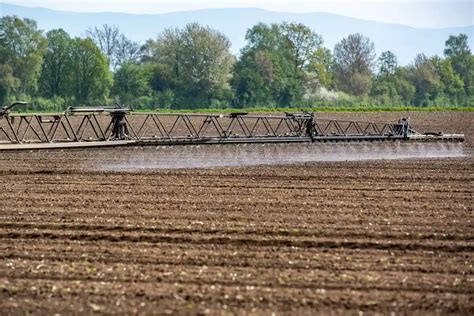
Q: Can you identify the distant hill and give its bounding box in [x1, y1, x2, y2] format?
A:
[1, 2, 473, 65]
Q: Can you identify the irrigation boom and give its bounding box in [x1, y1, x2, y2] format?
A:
[0, 102, 464, 150]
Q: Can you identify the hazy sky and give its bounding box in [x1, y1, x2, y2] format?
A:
[3, 0, 473, 28]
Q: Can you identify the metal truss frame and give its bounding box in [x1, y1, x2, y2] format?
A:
[0, 105, 464, 149]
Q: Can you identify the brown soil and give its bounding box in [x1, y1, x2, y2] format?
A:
[0, 112, 473, 315]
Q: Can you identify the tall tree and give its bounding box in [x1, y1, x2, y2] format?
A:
[443, 34, 473, 98]
[0, 64, 19, 105]
[333, 33, 376, 95]
[0, 16, 47, 96]
[378, 51, 398, 75]
[149, 63, 174, 92]
[408, 54, 442, 106]
[39, 29, 72, 98]
[111, 63, 152, 104]
[138, 39, 158, 64]
[432, 56, 464, 102]
[86, 24, 119, 68]
[371, 66, 415, 105]
[444, 34, 470, 58]
[307, 47, 334, 89]
[115, 34, 140, 68]
[280, 22, 323, 71]
[180, 23, 234, 101]
[233, 22, 323, 106]
[151, 23, 234, 107]
[70, 38, 112, 104]
[233, 23, 291, 106]
[153, 28, 184, 83]
[87, 24, 144, 71]
[371, 50, 413, 104]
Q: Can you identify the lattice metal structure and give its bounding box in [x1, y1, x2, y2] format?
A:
[0, 103, 464, 150]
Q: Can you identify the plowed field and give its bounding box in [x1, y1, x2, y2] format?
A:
[0, 111, 473, 314]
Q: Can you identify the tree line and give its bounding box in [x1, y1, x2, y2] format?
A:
[0, 15, 472, 111]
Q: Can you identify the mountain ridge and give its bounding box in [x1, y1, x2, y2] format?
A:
[1, 3, 471, 31]
[1, 2, 473, 65]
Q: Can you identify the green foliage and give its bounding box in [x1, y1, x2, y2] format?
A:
[0, 15, 472, 112]
[404, 54, 468, 106]
[280, 22, 323, 71]
[371, 66, 415, 105]
[432, 57, 464, 102]
[444, 34, 474, 99]
[0, 16, 47, 96]
[408, 54, 443, 106]
[232, 22, 323, 107]
[39, 29, 73, 98]
[307, 47, 334, 90]
[0, 63, 19, 105]
[378, 51, 398, 75]
[70, 38, 112, 104]
[29, 96, 66, 112]
[112, 63, 153, 104]
[153, 89, 175, 109]
[145, 23, 235, 109]
[444, 34, 470, 59]
[333, 33, 376, 96]
[149, 63, 174, 92]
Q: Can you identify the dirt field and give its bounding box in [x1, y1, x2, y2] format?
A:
[0, 111, 473, 314]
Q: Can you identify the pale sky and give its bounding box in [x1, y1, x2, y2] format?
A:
[3, 0, 474, 28]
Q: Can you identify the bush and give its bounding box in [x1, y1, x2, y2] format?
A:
[153, 90, 175, 110]
[29, 97, 67, 112]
